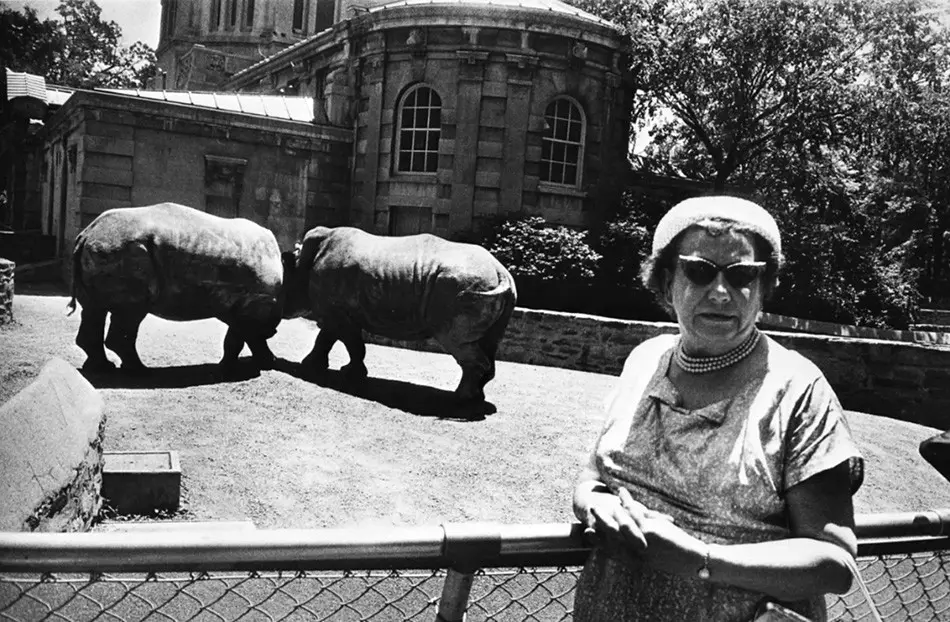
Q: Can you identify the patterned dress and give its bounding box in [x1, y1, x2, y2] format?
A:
[573, 334, 863, 622]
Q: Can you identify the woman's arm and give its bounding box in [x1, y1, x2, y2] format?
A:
[614, 461, 857, 601]
[703, 461, 857, 600]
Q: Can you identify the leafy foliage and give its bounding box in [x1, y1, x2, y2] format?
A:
[565, 0, 947, 327]
[484, 216, 601, 283]
[1, 0, 156, 88]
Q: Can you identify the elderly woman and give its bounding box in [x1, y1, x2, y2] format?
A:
[573, 196, 863, 621]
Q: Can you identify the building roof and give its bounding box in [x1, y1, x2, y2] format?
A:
[45, 85, 75, 107]
[94, 89, 315, 123]
[366, 0, 616, 28]
[231, 0, 621, 82]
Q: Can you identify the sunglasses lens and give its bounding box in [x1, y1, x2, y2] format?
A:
[724, 265, 763, 288]
[680, 260, 717, 286]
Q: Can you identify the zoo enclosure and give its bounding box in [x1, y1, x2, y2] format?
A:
[1, 511, 950, 621]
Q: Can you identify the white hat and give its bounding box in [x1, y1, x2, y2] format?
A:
[652, 196, 782, 258]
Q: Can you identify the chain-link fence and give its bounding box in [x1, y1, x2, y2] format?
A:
[2, 515, 950, 621]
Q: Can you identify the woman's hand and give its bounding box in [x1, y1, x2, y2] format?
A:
[616, 488, 707, 576]
[580, 485, 677, 552]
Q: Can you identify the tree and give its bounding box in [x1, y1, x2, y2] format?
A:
[587, 0, 883, 190]
[1, 0, 156, 89]
[567, 0, 945, 327]
[0, 6, 62, 79]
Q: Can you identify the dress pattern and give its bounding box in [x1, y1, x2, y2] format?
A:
[573, 334, 864, 622]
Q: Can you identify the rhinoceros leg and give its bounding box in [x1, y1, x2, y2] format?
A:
[440, 339, 492, 403]
[302, 329, 336, 372]
[219, 318, 277, 372]
[246, 337, 276, 369]
[77, 307, 115, 372]
[221, 325, 247, 368]
[338, 331, 368, 381]
[105, 310, 148, 372]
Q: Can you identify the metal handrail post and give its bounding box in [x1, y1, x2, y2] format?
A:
[434, 522, 503, 622]
[436, 567, 477, 622]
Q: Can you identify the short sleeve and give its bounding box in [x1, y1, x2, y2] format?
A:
[784, 373, 864, 494]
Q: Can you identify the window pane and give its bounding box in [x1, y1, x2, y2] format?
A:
[555, 117, 569, 140]
[540, 161, 551, 182]
[400, 131, 412, 151]
[414, 109, 427, 128]
[568, 119, 581, 142]
[552, 142, 565, 163]
[427, 132, 439, 151]
[413, 132, 426, 151]
[564, 165, 577, 185]
[565, 144, 579, 165]
[551, 163, 564, 184]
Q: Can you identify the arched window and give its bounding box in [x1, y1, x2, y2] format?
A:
[396, 86, 441, 174]
[540, 97, 585, 186]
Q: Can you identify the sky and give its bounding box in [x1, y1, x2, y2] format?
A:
[2, 0, 161, 47]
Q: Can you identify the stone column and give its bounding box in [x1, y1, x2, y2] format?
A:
[0, 257, 14, 325]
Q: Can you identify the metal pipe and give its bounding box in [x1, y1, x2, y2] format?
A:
[0, 525, 446, 573]
[2, 511, 950, 573]
[854, 509, 950, 539]
[435, 568, 475, 622]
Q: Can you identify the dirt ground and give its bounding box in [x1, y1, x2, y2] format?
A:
[3, 281, 950, 531]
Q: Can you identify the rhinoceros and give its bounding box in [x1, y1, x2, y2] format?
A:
[282, 226, 517, 403]
[68, 202, 284, 375]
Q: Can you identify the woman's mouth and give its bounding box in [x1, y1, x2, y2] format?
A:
[697, 312, 734, 322]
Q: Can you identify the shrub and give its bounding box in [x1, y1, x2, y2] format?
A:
[484, 216, 601, 283]
[478, 216, 601, 313]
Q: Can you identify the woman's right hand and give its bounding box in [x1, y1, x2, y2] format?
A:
[580, 486, 674, 552]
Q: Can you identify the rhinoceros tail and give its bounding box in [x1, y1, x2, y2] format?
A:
[67, 232, 86, 316]
[477, 269, 517, 359]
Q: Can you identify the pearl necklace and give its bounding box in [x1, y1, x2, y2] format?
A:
[675, 329, 761, 374]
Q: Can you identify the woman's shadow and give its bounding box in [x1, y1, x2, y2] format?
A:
[274, 358, 497, 420]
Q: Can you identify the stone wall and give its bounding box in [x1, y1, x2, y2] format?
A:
[368, 307, 950, 430]
[0, 257, 13, 325]
[0, 358, 106, 532]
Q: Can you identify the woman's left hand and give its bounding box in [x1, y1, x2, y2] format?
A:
[617, 488, 707, 576]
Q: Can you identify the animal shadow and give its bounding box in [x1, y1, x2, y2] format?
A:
[275, 359, 496, 420]
[80, 359, 261, 389]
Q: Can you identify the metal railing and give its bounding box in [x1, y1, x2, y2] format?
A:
[2, 511, 950, 621]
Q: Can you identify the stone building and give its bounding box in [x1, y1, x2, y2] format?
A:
[23, 0, 633, 274]
[156, 0, 634, 238]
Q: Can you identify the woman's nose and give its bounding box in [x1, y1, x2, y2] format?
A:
[707, 273, 731, 303]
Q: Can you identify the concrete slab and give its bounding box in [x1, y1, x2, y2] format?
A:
[0, 358, 105, 531]
[101, 450, 182, 515]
